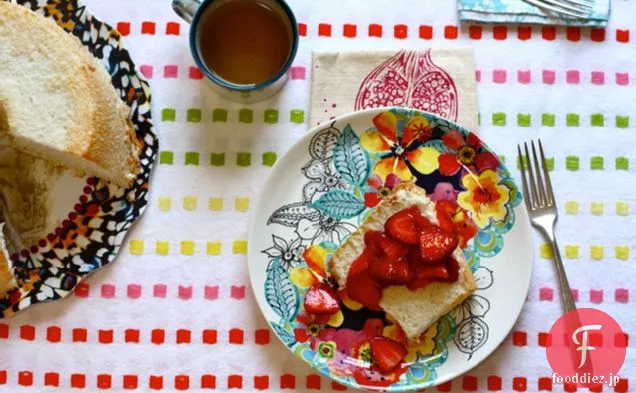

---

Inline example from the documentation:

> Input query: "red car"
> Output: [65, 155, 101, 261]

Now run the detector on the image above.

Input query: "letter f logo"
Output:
[572, 324, 602, 368]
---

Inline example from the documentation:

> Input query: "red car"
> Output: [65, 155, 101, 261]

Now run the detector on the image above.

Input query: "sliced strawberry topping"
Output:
[364, 230, 384, 247]
[369, 256, 413, 286]
[440, 257, 460, 283]
[346, 271, 383, 311]
[413, 211, 433, 228]
[385, 207, 420, 245]
[436, 199, 478, 247]
[364, 230, 384, 256]
[370, 337, 408, 373]
[379, 234, 410, 259]
[349, 248, 373, 277]
[419, 226, 458, 264]
[363, 318, 385, 338]
[435, 199, 457, 234]
[304, 283, 340, 315]
[407, 264, 449, 290]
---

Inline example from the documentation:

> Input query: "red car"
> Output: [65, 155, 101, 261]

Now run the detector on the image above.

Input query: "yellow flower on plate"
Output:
[290, 245, 327, 288]
[360, 112, 440, 181]
[457, 170, 510, 228]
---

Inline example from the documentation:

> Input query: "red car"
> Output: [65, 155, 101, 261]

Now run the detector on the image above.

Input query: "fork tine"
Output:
[523, 143, 539, 208]
[535, 0, 590, 13]
[531, 141, 547, 207]
[561, 0, 594, 9]
[518, 145, 533, 210]
[522, 0, 588, 17]
[538, 139, 556, 205]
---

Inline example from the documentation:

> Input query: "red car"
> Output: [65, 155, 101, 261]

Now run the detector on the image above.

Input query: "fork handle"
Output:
[550, 238, 577, 313]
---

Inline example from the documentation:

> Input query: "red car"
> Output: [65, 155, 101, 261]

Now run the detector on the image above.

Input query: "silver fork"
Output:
[522, 0, 595, 18]
[517, 140, 576, 314]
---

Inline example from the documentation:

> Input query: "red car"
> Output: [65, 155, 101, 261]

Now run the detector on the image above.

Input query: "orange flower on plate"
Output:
[360, 112, 440, 181]
[382, 316, 437, 363]
[457, 170, 510, 228]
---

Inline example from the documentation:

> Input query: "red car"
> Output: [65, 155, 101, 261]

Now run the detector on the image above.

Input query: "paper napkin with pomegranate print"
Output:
[309, 48, 478, 133]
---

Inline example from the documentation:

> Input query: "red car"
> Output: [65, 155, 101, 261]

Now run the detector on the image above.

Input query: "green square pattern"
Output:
[213, 108, 228, 122]
[239, 109, 253, 123]
[262, 152, 277, 167]
[187, 108, 202, 123]
[566, 113, 580, 127]
[616, 116, 629, 129]
[517, 113, 531, 127]
[162, 108, 176, 122]
[545, 157, 554, 171]
[264, 109, 279, 124]
[237, 152, 252, 167]
[159, 151, 174, 165]
[185, 151, 200, 165]
[542, 113, 555, 127]
[590, 114, 604, 127]
[517, 155, 528, 170]
[616, 157, 629, 170]
[590, 156, 604, 170]
[210, 153, 226, 167]
[492, 112, 506, 126]
[499, 155, 506, 163]
[290, 110, 305, 124]
[566, 155, 579, 171]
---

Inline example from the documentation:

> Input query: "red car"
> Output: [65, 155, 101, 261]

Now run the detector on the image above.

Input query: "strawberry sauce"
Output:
[345, 206, 460, 310]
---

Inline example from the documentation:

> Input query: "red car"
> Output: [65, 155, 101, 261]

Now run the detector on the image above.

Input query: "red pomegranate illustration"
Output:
[354, 50, 458, 121]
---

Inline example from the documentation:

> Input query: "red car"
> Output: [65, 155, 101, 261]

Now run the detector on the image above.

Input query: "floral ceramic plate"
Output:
[248, 108, 532, 391]
[0, 0, 156, 317]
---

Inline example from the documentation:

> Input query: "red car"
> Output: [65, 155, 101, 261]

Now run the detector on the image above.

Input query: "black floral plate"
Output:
[0, 0, 157, 317]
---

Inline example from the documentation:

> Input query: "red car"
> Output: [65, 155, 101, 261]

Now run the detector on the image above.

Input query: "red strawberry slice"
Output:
[440, 257, 460, 283]
[436, 200, 458, 234]
[304, 283, 341, 315]
[346, 271, 383, 311]
[370, 337, 408, 374]
[369, 256, 413, 286]
[413, 211, 433, 229]
[385, 207, 420, 245]
[407, 265, 449, 290]
[419, 226, 458, 264]
[363, 318, 385, 338]
[364, 230, 384, 256]
[349, 248, 373, 277]
[379, 234, 411, 259]
[364, 230, 384, 247]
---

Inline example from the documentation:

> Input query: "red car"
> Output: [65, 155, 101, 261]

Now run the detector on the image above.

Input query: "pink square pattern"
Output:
[566, 70, 580, 84]
[153, 284, 167, 298]
[493, 69, 507, 83]
[517, 70, 531, 84]
[101, 284, 115, 298]
[127, 284, 142, 299]
[178, 286, 193, 300]
[205, 285, 219, 300]
[591, 71, 605, 85]
[542, 70, 555, 84]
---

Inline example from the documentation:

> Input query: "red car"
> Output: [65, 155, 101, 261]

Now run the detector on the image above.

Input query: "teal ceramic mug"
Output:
[172, 0, 299, 103]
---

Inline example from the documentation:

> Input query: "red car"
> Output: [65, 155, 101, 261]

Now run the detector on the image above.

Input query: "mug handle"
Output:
[172, 0, 202, 23]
